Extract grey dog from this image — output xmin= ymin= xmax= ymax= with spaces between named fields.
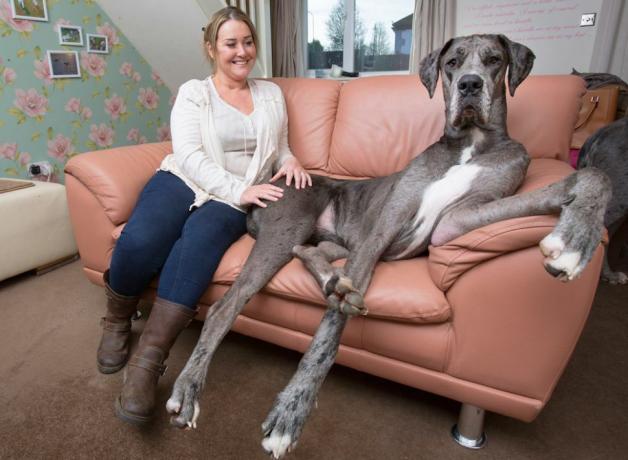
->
xmin=578 ymin=116 xmax=628 ymax=284
xmin=165 ymin=34 xmax=611 ymax=458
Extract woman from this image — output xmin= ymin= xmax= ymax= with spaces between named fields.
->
xmin=96 ymin=6 xmax=312 ymax=425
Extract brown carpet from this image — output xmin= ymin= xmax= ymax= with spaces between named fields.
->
xmin=0 ymin=260 xmax=626 ymax=460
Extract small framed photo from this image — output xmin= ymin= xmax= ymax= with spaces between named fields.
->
xmin=47 ymin=50 xmax=81 ymax=79
xmin=87 ymin=34 xmax=109 ymax=54
xmin=58 ymin=25 xmax=83 ymax=46
xmin=10 ymin=0 xmax=48 ymax=22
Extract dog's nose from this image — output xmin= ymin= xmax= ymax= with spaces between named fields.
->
xmin=458 ymin=75 xmax=483 ymax=97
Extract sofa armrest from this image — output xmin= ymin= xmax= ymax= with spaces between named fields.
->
xmin=64 ymin=142 xmax=171 ymax=226
xmin=443 ymin=242 xmax=603 ymax=411
xmin=428 ymin=215 xmax=560 ymax=292
xmin=64 ymin=142 xmax=170 ymax=276
xmin=427 ymin=213 xmax=607 ymax=411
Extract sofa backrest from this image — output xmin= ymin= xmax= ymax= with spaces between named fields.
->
xmin=271 ymin=78 xmax=342 ymax=171
xmin=272 ymin=74 xmax=585 ymax=178
xmin=329 ymin=75 xmax=445 ymax=177
xmin=505 ymin=75 xmax=584 ymax=162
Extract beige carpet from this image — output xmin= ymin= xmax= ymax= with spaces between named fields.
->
xmin=0 ymin=260 xmax=626 ymax=459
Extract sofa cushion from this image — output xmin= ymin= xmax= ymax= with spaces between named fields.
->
xmin=210 ymin=235 xmax=451 ymax=324
xmin=515 ymin=158 xmax=575 ymax=193
xmin=326 ymin=75 xmax=584 ymax=178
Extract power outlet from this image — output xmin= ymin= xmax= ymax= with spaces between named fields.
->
xmin=27 ymin=161 xmax=53 ymax=177
xmin=580 ymin=13 xmax=596 ymax=26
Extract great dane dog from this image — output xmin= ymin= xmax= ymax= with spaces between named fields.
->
xmin=165 ymin=34 xmax=611 ymax=458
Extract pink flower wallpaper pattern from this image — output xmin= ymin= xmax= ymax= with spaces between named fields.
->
xmin=0 ymin=0 xmax=174 ymax=181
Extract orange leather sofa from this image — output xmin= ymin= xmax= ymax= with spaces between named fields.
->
xmin=64 ymin=75 xmax=601 ymax=443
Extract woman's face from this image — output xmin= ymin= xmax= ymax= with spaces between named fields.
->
xmin=208 ymin=19 xmax=256 ymax=82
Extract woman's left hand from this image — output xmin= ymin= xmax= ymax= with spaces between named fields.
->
xmin=270 ymin=157 xmax=312 ymax=190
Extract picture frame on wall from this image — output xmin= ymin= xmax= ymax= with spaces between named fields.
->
xmin=47 ymin=50 xmax=81 ymax=79
xmin=10 ymin=0 xmax=48 ymax=22
xmin=87 ymin=34 xmax=109 ymax=54
xmin=58 ymin=25 xmax=83 ymax=46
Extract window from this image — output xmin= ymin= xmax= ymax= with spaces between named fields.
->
xmin=307 ymin=0 xmax=414 ymax=76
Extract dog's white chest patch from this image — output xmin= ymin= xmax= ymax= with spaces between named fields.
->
xmin=396 ymin=163 xmax=482 ymax=258
xmin=460 ymin=145 xmax=474 ymax=164
xmin=459 ymin=128 xmax=484 ymax=164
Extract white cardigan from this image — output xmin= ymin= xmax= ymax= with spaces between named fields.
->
xmin=160 ymin=78 xmax=294 ymax=212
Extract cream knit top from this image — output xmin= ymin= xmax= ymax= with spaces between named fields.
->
xmin=207 ymin=77 xmax=258 ymax=180
xmin=160 ymin=78 xmax=294 ymax=212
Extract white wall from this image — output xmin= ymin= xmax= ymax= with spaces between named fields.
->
xmin=456 ymin=0 xmax=604 ymax=75
xmin=608 ymin=1 xmax=628 ymax=79
xmin=96 ymin=0 xmax=272 ymax=93
xmin=97 ymin=0 xmax=214 ymax=92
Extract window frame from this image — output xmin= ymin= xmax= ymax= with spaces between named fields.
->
xmin=305 ymin=0 xmax=412 ymax=77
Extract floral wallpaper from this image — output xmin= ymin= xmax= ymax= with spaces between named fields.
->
xmin=0 ymin=0 xmax=173 ymax=181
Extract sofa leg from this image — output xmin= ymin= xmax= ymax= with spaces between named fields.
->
xmin=451 ymin=403 xmax=487 ymax=449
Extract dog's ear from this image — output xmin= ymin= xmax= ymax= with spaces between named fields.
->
xmin=419 ymin=39 xmax=453 ymax=99
xmin=498 ymin=34 xmax=535 ymax=96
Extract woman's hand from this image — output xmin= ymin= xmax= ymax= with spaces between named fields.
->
xmin=270 ymin=157 xmax=312 ymax=190
xmin=240 ymin=183 xmax=284 ymax=208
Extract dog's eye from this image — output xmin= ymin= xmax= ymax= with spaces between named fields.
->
xmin=488 ymin=56 xmax=501 ymax=65
xmin=446 ymin=58 xmax=457 ymax=68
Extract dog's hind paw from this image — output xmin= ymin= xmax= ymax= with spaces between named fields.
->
xmin=325 ymin=276 xmax=367 ymax=316
xmin=166 ymin=374 xmax=201 ymax=429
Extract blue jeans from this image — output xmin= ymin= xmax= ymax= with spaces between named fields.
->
xmin=108 ymin=171 xmax=247 ymax=309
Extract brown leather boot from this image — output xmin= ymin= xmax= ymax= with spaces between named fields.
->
xmin=97 ymin=271 xmax=140 ymax=374
xmin=115 ymin=297 xmax=197 ymax=425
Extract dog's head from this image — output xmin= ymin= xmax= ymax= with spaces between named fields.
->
xmin=419 ymin=34 xmax=535 ymax=130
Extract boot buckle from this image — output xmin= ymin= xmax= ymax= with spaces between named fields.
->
xmin=100 ymin=317 xmax=132 ymax=332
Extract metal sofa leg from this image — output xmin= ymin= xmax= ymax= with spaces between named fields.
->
xmin=451 ymin=403 xmax=487 ymax=449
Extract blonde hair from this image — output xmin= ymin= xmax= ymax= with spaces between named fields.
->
xmin=203 ymin=6 xmax=258 ymax=69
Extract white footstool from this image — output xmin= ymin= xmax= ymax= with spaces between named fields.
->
xmin=0 ymin=179 xmax=78 ymax=282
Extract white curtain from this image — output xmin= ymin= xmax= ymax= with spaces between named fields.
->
xmin=272 ymin=0 xmax=306 ymax=77
xmin=409 ymin=0 xmax=456 ymax=74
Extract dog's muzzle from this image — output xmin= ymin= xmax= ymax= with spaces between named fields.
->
xmin=452 ymin=75 xmax=488 ymax=128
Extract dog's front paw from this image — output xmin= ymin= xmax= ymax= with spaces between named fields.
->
xmin=166 ymin=373 xmax=201 ymax=429
xmin=540 ymin=223 xmax=604 ymax=282
xmin=261 ymin=430 xmax=296 ymax=459
xmin=325 ymin=275 xmax=366 ymax=316
xmin=539 ymin=233 xmax=587 ymax=281
xmin=540 ymin=169 xmax=609 ymax=282
xmin=602 ymin=269 xmax=628 ymax=285
xmin=261 ymin=388 xmax=314 ymax=459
